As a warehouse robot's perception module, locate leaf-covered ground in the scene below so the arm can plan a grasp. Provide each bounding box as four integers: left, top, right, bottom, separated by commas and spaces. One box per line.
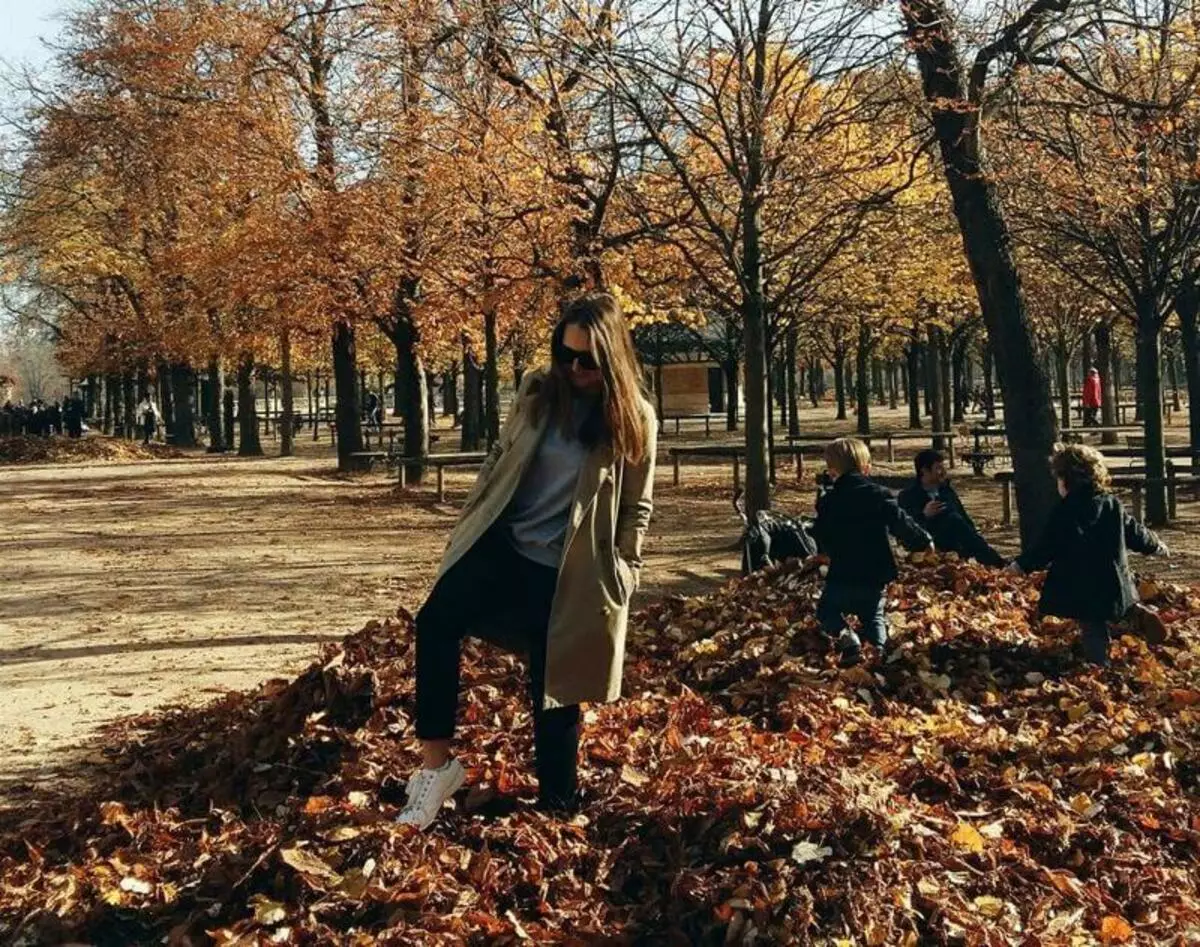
0, 434, 185, 465
2, 557, 1199, 945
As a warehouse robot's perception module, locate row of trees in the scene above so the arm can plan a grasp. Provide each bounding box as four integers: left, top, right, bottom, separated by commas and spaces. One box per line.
2, 0, 1198, 534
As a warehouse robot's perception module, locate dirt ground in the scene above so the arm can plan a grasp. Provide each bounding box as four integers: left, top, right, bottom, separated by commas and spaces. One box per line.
3, 405, 1197, 803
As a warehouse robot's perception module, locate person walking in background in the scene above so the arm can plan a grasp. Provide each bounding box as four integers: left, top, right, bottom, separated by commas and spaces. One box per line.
899, 450, 1006, 567
1082, 367, 1102, 426
396, 293, 657, 831
1008, 444, 1169, 665
138, 394, 160, 445
812, 438, 932, 667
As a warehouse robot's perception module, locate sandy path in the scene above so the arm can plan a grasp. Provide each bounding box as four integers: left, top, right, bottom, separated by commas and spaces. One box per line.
0, 447, 742, 799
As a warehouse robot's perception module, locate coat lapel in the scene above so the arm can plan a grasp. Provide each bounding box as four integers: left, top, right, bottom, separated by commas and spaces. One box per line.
567, 443, 614, 540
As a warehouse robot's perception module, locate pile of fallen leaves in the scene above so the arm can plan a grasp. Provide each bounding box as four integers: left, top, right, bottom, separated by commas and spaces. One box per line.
0, 435, 186, 465
1, 558, 1198, 945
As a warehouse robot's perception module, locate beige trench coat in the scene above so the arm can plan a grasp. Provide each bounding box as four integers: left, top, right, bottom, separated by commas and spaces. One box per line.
435, 369, 657, 709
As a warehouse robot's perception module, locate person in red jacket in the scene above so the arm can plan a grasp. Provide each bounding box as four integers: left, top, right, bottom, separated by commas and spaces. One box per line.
1082, 367, 1102, 426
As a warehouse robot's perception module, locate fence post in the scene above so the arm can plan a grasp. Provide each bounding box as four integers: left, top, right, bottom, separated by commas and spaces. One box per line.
673, 454, 681, 487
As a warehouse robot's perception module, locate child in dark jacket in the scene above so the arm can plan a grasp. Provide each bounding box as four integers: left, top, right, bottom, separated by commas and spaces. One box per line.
1009, 444, 1169, 665
812, 438, 932, 667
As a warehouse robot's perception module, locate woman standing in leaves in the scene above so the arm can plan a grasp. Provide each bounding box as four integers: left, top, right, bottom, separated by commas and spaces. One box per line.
397, 293, 657, 830
1008, 444, 1169, 665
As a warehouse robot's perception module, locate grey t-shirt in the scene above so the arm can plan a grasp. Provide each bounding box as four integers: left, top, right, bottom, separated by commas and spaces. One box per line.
507, 394, 597, 569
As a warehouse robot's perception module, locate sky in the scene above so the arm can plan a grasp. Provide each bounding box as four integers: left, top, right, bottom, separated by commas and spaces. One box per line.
0, 0, 71, 70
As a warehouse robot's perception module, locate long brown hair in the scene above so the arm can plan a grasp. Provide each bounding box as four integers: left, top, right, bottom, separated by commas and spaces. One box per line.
529, 293, 651, 465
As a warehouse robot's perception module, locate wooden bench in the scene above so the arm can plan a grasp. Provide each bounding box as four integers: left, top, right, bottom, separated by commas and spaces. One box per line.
995, 464, 1199, 525
659, 414, 716, 438
878, 431, 957, 468
669, 443, 847, 490
372, 451, 489, 497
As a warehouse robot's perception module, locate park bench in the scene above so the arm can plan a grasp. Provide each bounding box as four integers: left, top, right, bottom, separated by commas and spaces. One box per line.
670, 443, 832, 490
995, 463, 1199, 525
875, 430, 957, 468
420, 452, 489, 500
658, 413, 716, 438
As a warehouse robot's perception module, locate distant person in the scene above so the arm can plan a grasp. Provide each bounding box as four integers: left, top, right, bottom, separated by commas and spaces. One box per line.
396, 293, 656, 831
49, 400, 63, 435
65, 393, 85, 438
365, 391, 382, 429
138, 395, 160, 445
1083, 367, 1102, 427
899, 450, 1006, 567
811, 438, 932, 667
1008, 444, 1169, 665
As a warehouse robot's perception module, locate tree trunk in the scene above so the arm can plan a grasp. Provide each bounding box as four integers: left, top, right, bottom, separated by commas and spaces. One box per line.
169, 365, 197, 447
224, 387, 236, 453
85, 374, 97, 419
1167, 340, 1182, 412
906, 345, 922, 429
937, 331, 952, 435
765, 352, 777, 482
1175, 279, 1200, 473
903, 0, 1059, 546
786, 324, 800, 438
1096, 321, 1118, 444
444, 365, 459, 422
237, 353, 263, 457
332, 322, 364, 471
306, 372, 314, 438
833, 353, 847, 421
888, 360, 899, 410
120, 372, 134, 440
1056, 338, 1071, 431
393, 301, 429, 483
872, 357, 885, 406
927, 327, 946, 449
206, 356, 225, 452
484, 306, 501, 445
723, 358, 739, 431
103, 375, 115, 436
982, 340, 996, 422
951, 340, 966, 423
856, 330, 871, 435
773, 354, 787, 430
1135, 302, 1167, 525
280, 328, 295, 458
462, 341, 483, 452
1081, 328, 1094, 387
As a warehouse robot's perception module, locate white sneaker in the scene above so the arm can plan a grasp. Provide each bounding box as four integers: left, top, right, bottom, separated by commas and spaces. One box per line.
395, 759, 466, 830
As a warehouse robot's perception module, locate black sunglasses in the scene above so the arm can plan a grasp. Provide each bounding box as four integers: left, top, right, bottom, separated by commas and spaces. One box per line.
555, 341, 600, 371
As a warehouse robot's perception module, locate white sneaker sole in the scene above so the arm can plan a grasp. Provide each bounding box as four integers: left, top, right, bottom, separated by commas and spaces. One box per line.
397, 765, 466, 831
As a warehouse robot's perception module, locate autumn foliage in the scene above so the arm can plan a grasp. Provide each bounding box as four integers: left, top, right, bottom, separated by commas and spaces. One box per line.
2, 557, 1198, 943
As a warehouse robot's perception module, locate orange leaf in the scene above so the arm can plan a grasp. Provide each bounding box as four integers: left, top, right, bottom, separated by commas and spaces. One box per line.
1100, 916, 1134, 944
950, 823, 986, 854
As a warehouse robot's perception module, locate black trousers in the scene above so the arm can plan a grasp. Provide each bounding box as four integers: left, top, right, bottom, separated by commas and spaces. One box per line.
931, 514, 1006, 567
415, 524, 580, 806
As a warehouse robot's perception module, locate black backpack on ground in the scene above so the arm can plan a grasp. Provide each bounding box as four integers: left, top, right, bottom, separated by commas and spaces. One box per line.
734, 490, 818, 574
